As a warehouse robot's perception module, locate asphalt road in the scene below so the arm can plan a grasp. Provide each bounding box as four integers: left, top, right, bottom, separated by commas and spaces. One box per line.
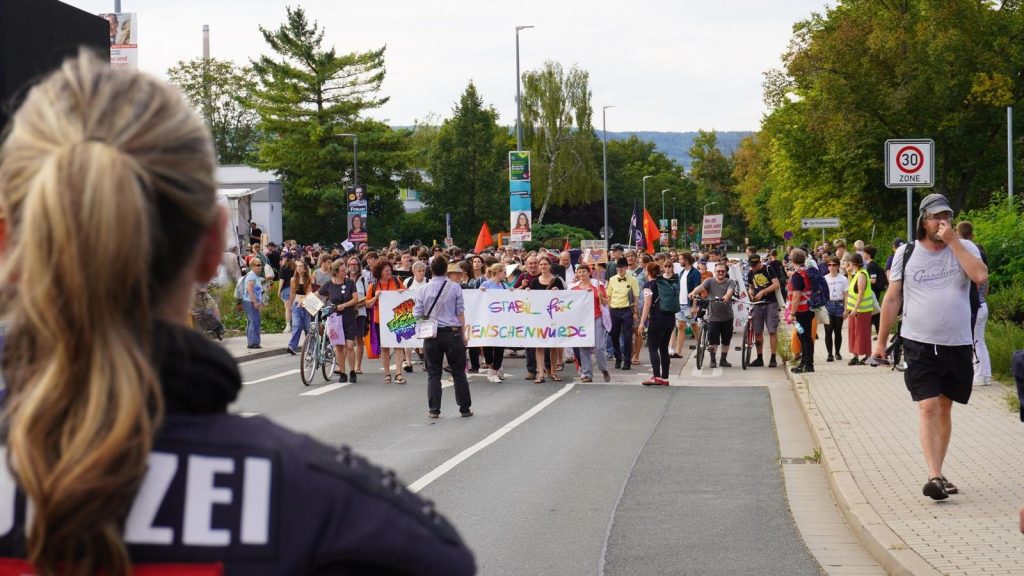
232, 351, 822, 575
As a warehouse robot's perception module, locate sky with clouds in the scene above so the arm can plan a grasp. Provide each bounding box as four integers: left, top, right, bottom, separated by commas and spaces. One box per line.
65, 0, 831, 132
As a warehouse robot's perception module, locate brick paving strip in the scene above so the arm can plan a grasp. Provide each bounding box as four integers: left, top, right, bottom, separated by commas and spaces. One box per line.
788, 331, 1024, 576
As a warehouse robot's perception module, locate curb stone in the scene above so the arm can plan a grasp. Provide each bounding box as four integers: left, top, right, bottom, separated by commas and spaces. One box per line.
237, 347, 289, 363
786, 367, 942, 576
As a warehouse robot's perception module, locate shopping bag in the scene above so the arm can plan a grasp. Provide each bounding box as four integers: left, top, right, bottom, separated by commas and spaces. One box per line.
326, 314, 347, 346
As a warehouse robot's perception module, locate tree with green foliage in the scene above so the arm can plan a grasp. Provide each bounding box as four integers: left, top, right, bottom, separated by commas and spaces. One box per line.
520, 61, 601, 224
423, 83, 506, 246
538, 135, 696, 247
167, 58, 260, 165
689, 130, 744, 242
245, 6, 410, 243
749, 0, 1024, 242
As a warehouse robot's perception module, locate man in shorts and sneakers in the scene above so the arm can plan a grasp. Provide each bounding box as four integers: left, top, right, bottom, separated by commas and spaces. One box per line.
746, 254, 781, 367
873, 193, 988, 501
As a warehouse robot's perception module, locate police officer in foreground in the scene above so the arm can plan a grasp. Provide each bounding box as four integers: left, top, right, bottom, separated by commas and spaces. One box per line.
0, 53, 475, 575
415, 256, 474, 418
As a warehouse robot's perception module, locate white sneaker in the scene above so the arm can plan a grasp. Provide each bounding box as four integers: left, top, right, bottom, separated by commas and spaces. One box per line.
974, 379, 991, 386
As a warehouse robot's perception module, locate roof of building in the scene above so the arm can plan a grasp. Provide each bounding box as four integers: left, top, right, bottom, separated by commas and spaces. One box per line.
216, 164, 278, 184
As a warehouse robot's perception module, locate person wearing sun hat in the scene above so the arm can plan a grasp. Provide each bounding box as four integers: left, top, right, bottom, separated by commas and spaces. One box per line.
873, 192, 988, 501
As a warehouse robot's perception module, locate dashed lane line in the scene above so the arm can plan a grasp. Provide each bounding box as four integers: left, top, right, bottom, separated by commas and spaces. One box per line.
407, 383, 576, 494
243, 369, 300, 386
299, 382, 352, 396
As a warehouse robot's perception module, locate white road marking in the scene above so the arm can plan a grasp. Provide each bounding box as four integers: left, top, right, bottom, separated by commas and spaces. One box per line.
299, 382, 352, 396
690, 366, 723, 378
243, 369, 299, 386
408, 383, 576, 494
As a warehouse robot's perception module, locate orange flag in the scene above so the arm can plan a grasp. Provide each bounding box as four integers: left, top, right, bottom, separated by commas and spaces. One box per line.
474, 221, 492, 253
642, 209, 660, 254
563, 238, 571, 251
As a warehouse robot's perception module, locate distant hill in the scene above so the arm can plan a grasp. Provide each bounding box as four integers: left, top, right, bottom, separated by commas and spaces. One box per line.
604, 131, 753, 170
394, 126, 753, 170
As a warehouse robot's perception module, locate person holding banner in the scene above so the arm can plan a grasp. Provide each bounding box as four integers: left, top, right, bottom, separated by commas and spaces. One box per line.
415, 256, 474, 418
365, 260, 409, 384
479, 263, 513, 382
530, 258, 567, 383
318, 259, 360, 382
572, 263, 611, 382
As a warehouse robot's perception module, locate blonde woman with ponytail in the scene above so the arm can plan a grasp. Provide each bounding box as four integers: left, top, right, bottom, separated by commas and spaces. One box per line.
0, 51, 474, 576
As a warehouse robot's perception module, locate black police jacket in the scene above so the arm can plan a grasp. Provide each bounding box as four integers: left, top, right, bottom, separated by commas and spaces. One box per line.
0, 322, 476, 575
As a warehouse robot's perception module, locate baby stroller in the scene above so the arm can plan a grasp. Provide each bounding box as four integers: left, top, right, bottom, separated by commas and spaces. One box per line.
191, 286, 225, 340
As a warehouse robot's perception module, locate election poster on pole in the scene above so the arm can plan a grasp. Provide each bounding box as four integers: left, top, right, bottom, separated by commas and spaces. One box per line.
509, 151, 532, 242
377, 290, 594, 348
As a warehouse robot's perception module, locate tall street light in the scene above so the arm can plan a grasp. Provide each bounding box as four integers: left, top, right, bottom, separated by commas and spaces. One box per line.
335, 133, 358, 186
660, 189, 670, 222
602, 105, 614, 247
515, 25, 534, 151
642, 175, 653, 214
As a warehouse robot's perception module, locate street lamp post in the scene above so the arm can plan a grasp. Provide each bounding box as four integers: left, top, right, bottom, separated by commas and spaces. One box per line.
335, 133, 358, 186
642, 175, 653, 214
515, 25, 534, 151
660, 189, 669, 222
602, 105, 614, 247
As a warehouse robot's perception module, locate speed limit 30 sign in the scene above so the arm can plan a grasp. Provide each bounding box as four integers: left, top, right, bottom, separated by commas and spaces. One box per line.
885, 139, 934, 188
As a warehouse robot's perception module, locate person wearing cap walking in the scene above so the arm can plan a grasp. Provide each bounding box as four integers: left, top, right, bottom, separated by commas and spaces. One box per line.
873, 193, 987, 501
415, 256, 474, 418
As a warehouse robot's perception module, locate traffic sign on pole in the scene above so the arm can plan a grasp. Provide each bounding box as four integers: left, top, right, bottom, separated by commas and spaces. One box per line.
885, 138, 935, 245
885, 139, 934, 188
801, 217, 840, 229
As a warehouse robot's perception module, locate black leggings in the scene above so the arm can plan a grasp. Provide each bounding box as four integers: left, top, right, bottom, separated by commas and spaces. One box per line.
647, 312, 675, 378
795, 310, 815, 368
824, 314, 844, 356
484, 346, 504, 370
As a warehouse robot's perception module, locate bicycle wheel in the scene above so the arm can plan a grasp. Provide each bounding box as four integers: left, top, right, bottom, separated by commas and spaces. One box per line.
742, 319, 754, 370
695, 321, 707, 370
321, 340, 337, 382
300, 332, 318, 386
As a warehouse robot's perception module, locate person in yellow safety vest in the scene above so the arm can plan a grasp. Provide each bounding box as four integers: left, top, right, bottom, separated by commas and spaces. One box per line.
843, 253, 875, 365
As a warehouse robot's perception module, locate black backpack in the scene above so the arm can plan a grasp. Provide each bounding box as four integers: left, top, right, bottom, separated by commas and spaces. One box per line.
655, 276, 681, 314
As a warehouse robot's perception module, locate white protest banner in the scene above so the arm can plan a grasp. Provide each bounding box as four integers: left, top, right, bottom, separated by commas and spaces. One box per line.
378, 289, 596, 348
465, 290, 594, 348
378, 292, 423, 348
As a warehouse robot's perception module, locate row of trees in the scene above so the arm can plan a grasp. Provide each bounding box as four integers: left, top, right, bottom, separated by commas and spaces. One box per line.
168, 2, 1023, 251
167, 6, 727, 247
734, 0, 1024, 247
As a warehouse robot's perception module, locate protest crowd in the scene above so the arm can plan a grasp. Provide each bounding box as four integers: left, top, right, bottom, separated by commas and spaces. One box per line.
223, 228, 992, 390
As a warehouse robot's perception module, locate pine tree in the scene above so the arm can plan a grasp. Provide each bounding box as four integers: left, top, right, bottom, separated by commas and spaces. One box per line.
245, 7, 406, 243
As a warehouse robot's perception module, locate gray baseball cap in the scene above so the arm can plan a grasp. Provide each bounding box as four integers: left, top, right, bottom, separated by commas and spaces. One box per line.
919, 193, 953, 216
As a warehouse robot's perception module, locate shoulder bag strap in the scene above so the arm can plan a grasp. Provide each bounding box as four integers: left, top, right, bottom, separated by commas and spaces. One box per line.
424, 281, 448, 319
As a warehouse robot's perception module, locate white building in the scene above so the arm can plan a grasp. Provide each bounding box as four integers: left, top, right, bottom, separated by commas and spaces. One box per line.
216, 165, 283, 245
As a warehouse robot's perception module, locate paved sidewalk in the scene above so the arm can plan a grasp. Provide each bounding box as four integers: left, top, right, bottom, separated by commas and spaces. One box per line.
218, 330, 292, 362
788, 327, 1024, 575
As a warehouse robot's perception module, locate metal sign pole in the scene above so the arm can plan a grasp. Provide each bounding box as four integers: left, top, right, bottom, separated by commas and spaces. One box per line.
906, 187, 912, 242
